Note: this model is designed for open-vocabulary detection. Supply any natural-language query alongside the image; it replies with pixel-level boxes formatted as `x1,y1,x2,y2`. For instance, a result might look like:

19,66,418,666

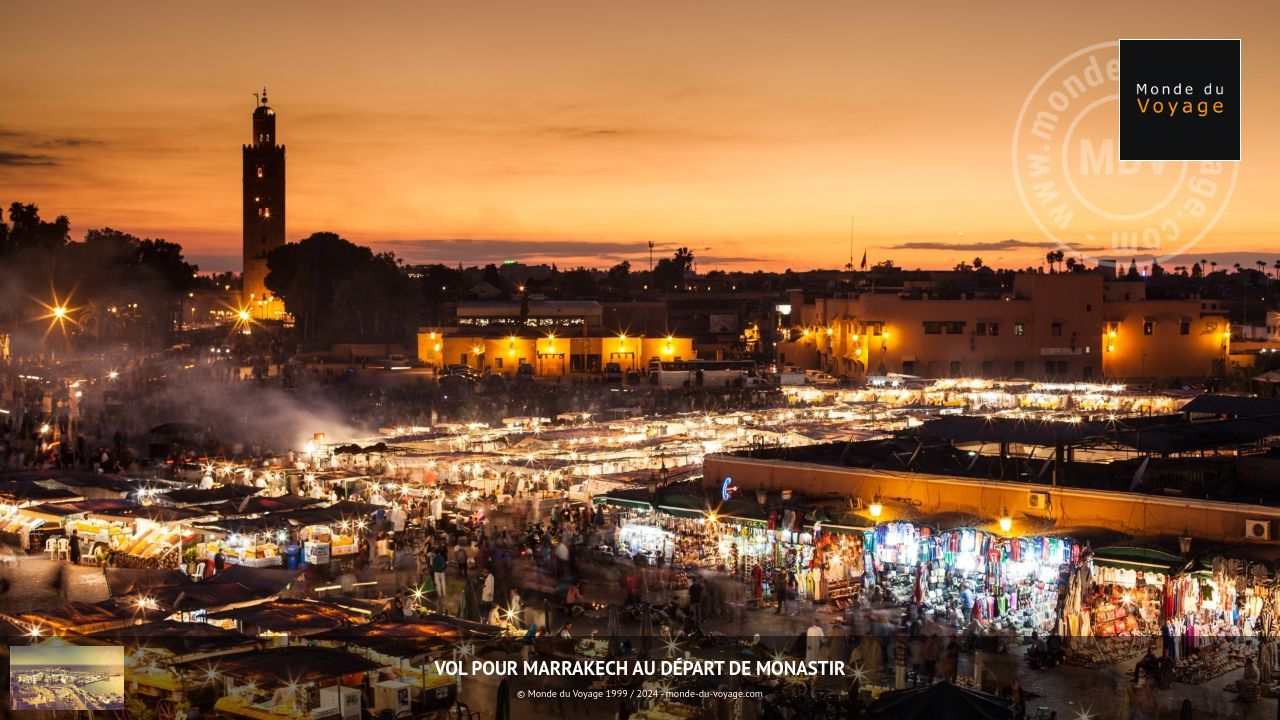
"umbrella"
495,678,512,720
867,681,1012,720
608,603,621,657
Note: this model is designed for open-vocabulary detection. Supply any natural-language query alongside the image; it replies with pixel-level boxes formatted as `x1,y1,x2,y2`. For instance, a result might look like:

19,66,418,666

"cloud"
885,238,1107,253
369,238,762,267
0,151,56,166
541,125,631,139
34,137,103,149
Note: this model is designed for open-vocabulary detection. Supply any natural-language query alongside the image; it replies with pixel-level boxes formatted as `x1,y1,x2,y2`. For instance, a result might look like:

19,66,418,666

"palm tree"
1273,260,1280,280
1256,260,1267,274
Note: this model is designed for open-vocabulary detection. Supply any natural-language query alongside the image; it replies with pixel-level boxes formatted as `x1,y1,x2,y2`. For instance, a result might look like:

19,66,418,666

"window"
1085,304,1092,312
1051,322,1063,337
1179,319,1190,335
1013,360,1025,376
981,360,994,376
1143,321,1154,336
902,361,916,375
1082,365,1094,380
975,322,999,336
1014,323,1026,336
949,360,961,375
460,353,469,364
256,166,264,178
494,358,504,369
924,321,966,334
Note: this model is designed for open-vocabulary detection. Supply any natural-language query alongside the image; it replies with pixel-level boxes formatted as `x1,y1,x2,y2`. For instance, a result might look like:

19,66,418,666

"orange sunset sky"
1,1,1276,273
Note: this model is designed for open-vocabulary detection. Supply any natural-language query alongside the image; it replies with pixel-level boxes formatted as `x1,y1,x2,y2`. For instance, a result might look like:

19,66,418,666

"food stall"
17,499,144,561
181,647,379,720
87,505,211,569
194,516,290,569
313,614,505,713
93,620,257,720
0,482,83,550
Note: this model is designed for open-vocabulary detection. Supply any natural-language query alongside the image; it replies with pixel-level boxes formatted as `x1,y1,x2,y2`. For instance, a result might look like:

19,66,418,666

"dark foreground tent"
868,682,1013,720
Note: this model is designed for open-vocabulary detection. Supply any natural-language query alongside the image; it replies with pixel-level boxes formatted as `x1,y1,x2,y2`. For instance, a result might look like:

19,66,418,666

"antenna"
846,214,855,270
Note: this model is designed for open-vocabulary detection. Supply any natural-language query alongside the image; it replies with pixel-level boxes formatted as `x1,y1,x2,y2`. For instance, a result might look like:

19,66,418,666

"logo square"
1119,39,1240,161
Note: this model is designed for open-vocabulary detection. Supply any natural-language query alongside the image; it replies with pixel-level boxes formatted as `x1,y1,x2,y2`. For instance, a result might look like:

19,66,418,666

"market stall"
178,646,379,720
863,522,1076,637
312,614,506,713
88,505,210,569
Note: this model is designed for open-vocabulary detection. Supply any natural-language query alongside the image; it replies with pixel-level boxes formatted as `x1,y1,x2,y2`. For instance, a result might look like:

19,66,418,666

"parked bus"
647,359,763,388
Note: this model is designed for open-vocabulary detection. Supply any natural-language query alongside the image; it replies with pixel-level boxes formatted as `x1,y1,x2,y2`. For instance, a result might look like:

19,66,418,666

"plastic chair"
192,563,206,580
44,537,58,560
55,537,69,560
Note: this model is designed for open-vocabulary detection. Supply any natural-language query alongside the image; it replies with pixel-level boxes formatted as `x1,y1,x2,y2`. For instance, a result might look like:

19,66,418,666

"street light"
999,508,1013,533
868,493,883,519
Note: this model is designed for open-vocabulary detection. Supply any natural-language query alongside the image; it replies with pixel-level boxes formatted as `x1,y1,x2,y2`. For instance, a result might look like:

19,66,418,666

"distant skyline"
2,1,1277,273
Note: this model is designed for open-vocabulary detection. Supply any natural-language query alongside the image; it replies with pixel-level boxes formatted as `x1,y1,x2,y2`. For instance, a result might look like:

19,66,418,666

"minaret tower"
242,87,286,317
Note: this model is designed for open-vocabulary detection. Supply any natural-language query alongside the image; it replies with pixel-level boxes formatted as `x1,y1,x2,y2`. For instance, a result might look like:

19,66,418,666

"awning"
1090,546,1182,573
176,646,381,685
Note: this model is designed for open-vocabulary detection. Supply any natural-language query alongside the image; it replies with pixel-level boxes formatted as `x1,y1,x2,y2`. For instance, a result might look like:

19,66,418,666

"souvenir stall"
614,512,675,565
1058,547,1176,669
1161,556,1272,684
863,522,1076,637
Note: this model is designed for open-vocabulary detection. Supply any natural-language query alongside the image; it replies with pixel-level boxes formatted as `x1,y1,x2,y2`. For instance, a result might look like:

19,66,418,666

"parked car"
516,363,535,382
602,362,623,383
444,364,481,380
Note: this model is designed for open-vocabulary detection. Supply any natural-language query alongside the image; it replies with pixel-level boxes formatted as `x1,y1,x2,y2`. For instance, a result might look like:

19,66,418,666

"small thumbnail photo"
10,643,126,711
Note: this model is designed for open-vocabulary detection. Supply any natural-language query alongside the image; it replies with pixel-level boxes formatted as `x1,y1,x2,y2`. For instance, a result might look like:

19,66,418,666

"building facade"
418,300,694,376
778,273,1229,381
242,88,286,319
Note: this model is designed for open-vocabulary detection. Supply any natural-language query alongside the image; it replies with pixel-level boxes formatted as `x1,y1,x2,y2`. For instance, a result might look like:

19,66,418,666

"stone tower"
242,87,286,317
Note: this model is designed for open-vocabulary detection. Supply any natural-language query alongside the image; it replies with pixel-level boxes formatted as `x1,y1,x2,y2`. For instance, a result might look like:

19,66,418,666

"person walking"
67,530,81,565
432,548,449,600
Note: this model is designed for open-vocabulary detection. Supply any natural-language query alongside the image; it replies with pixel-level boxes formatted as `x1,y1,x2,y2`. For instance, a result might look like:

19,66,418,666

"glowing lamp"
998,508,1012,533
868,494,883,519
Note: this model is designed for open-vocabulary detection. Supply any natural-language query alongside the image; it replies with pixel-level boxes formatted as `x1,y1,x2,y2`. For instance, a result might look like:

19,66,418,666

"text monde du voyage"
1135,83,1228,118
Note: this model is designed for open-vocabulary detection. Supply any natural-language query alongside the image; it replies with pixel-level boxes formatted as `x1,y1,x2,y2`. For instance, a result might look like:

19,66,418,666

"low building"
416,330,694,376
778,272,1229,381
